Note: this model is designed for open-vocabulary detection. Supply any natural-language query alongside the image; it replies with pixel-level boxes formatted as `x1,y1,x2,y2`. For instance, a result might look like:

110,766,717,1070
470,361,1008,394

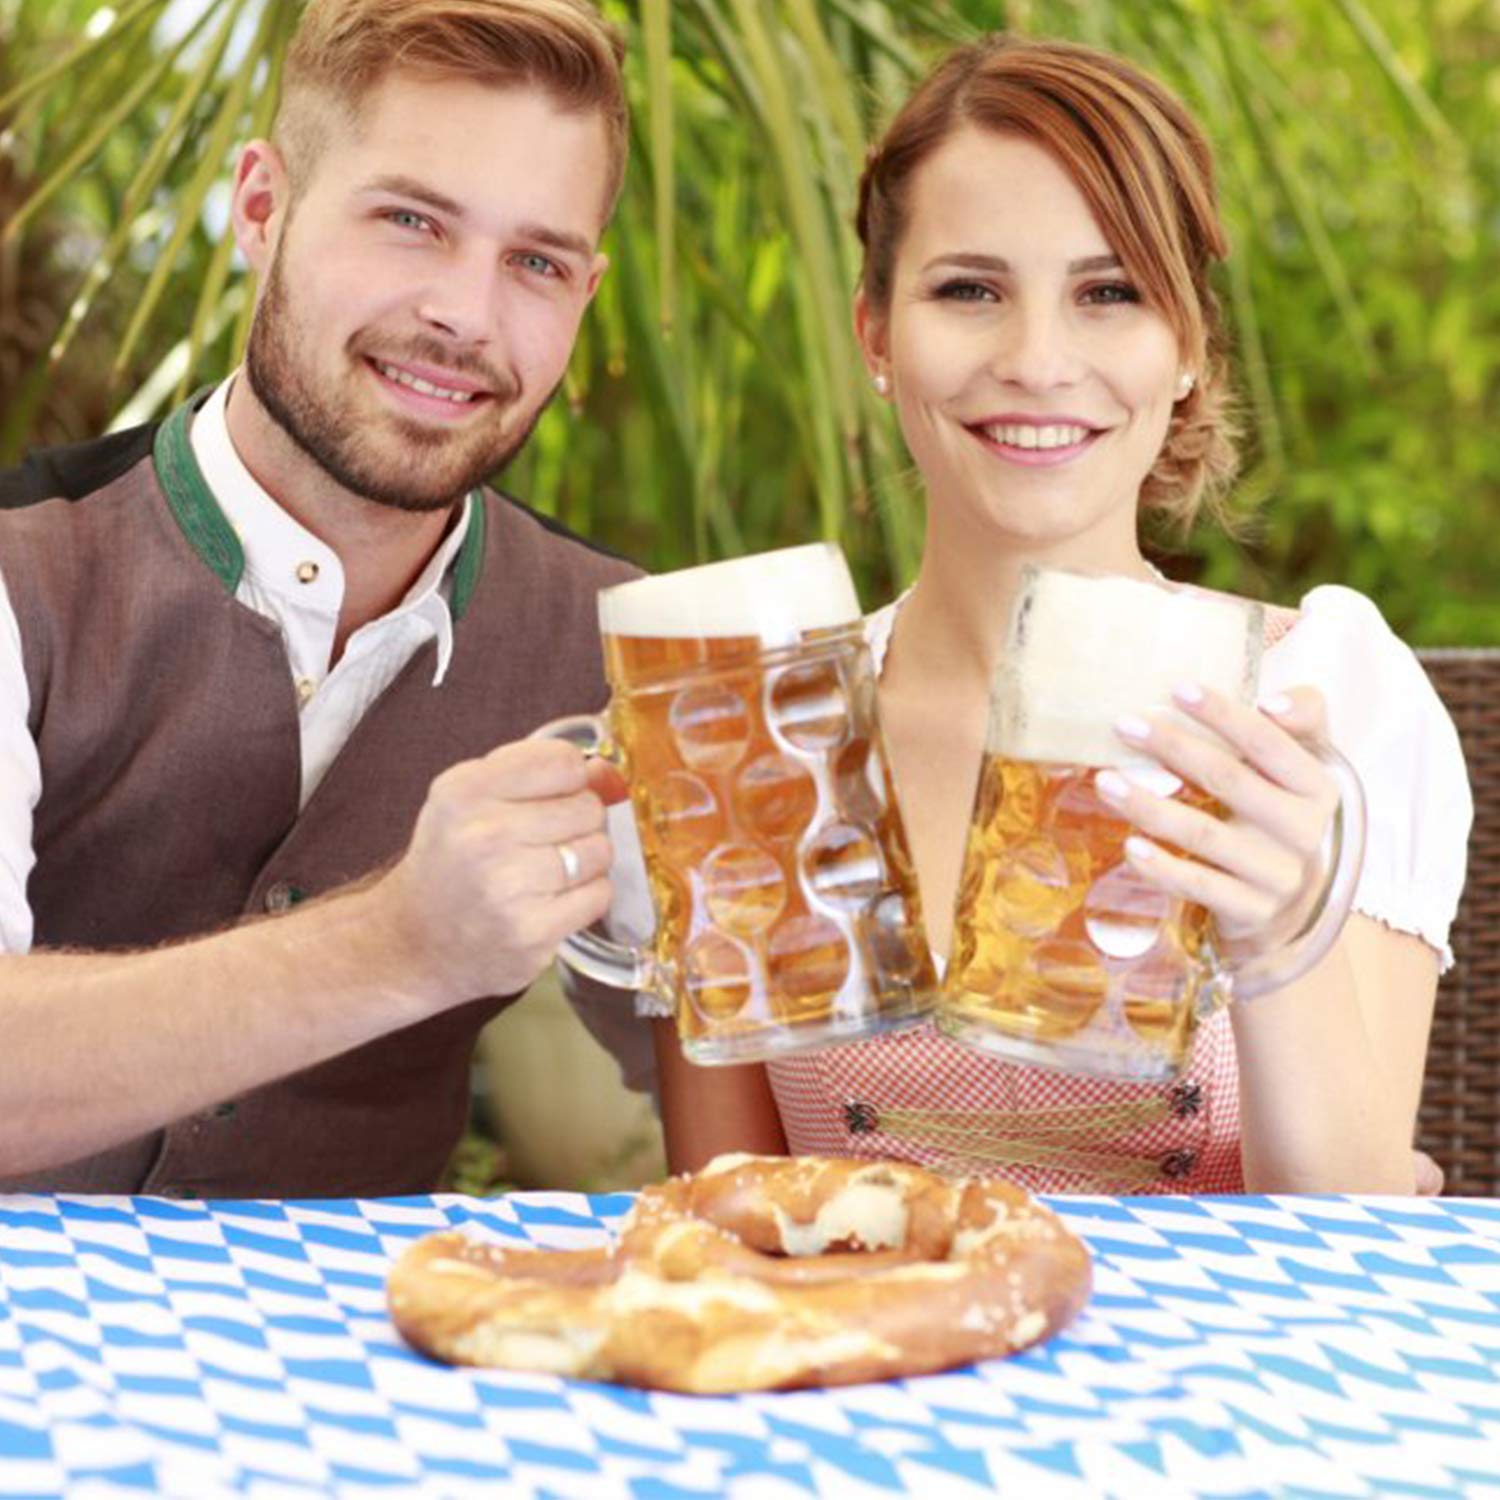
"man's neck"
223,375,461,661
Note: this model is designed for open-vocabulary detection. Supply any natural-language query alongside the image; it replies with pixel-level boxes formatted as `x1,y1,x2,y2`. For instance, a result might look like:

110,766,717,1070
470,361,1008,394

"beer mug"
537,544,937,1065
939,566,1365,1081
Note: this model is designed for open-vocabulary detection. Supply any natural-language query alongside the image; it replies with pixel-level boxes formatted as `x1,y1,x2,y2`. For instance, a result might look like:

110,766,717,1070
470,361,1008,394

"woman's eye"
934,279,997,303
1082,281,1141,306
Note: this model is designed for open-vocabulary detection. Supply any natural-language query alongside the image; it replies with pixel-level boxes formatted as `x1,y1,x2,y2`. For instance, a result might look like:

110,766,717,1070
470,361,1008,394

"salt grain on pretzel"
387,1154,1091,1394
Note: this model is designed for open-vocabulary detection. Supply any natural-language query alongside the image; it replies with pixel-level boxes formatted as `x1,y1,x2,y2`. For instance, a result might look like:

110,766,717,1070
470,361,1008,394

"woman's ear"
854,288,891,395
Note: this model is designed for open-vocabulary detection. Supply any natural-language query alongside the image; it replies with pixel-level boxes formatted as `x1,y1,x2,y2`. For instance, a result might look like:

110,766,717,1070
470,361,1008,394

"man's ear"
853,287,891,389
583,251,609,303
230,139,292,275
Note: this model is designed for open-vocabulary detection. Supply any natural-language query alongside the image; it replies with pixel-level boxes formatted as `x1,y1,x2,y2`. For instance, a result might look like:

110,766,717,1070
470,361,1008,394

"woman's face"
860,128,1184,554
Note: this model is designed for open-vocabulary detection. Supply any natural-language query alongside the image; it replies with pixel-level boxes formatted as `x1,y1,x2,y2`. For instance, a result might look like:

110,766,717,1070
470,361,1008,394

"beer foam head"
599,543,861,644
989,566,1263,767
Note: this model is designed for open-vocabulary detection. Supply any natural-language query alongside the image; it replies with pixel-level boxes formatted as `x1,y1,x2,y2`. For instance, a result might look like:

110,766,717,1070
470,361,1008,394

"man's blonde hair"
276,0,628,214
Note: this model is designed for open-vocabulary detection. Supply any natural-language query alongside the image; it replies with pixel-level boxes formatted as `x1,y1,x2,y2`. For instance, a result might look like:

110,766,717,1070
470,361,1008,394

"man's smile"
363,355,499,421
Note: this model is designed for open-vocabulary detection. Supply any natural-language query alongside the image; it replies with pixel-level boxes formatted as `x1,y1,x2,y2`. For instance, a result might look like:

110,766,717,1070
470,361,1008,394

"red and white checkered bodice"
767,1008,1242,1192
766,599,1302,1194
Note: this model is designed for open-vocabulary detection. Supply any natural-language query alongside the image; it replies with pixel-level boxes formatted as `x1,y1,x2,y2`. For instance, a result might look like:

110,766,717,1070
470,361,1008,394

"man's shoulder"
0,423,158,510
482,487,643,584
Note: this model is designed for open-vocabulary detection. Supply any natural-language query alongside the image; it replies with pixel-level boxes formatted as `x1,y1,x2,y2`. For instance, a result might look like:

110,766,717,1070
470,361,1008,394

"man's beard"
244,248,547,512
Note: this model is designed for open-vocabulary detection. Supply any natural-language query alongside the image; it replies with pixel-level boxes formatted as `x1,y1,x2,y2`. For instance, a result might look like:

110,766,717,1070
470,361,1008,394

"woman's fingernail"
1095,769,1132,804
1172,681,1205,706
1260,692,1293,716
1115,714,1152,743
1124,836,1156,863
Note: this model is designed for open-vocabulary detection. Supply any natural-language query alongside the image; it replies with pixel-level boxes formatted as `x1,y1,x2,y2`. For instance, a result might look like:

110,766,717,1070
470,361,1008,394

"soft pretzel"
388,1154,1091,1394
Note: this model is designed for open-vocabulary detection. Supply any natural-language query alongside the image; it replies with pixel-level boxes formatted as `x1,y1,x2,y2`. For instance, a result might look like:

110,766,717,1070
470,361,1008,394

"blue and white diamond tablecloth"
0,1193,1497,1499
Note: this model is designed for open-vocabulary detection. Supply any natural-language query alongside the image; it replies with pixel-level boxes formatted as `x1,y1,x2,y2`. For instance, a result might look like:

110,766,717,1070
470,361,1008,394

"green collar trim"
450,490,486,621
153,393,246,593
153,390,488,612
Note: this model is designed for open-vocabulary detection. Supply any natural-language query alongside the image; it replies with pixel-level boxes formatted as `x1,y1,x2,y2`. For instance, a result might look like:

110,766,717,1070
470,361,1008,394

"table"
0,1192,1496,1499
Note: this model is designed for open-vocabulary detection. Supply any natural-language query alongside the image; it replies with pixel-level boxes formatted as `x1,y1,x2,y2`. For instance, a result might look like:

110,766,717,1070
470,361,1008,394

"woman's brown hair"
857,35,1237,530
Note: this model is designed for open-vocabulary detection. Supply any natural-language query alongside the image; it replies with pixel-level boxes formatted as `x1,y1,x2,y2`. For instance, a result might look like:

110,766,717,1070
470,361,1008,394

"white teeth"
984,423,1091,450
375,361,477,403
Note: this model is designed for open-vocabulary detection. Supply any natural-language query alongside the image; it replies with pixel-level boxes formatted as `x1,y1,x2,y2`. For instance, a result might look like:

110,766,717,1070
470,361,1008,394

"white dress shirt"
0,376,471,954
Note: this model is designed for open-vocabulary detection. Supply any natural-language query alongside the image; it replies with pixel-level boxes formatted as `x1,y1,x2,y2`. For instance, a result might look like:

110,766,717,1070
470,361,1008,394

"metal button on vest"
296,677,316,707
264,881,303,913
295,561,319,584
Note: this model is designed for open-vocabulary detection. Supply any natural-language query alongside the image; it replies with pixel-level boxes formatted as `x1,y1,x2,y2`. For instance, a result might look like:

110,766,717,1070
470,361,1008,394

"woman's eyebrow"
920,251,1124,274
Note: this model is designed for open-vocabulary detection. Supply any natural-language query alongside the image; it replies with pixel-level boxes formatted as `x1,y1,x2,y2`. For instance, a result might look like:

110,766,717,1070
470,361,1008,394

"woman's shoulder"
1169,579,1414,701
1273,582,1399,646
1266,584,1472,964
1261,583,1427,722
1170,579,1389,656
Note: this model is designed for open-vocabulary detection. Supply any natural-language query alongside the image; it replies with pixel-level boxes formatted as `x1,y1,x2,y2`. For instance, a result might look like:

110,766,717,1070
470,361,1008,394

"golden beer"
549,545,936,1066
936,565,1273,1081
944,755,1219,1077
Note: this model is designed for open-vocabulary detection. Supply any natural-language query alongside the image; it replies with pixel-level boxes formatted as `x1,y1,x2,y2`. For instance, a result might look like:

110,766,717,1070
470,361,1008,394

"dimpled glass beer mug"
541,544,937,1065
939,566,1365,1081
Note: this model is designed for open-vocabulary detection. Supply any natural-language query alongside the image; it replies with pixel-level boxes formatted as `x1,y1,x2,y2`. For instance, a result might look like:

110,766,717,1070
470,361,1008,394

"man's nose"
415,250,502,344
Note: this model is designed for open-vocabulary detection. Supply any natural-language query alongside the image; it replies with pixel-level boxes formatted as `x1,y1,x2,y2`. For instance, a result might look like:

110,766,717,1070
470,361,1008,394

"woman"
652,35,1471,1194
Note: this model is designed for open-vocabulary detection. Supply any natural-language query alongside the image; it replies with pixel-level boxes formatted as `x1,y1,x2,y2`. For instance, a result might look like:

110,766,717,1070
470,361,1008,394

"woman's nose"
990,298,1081,392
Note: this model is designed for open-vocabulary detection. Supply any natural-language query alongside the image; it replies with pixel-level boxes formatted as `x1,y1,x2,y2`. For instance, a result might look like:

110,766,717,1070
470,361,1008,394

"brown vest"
0,397,639,1197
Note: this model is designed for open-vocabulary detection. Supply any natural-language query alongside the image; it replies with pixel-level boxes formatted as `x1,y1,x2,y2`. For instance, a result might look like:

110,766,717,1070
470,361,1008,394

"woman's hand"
1093,683,1340,955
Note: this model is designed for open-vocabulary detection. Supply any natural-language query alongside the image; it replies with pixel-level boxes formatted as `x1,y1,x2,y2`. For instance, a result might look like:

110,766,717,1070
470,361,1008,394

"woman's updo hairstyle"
857,35,1238,530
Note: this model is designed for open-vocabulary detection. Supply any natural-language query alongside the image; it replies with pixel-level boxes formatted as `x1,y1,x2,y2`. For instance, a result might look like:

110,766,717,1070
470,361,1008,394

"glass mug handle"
1214,738,1366,1002
528,713,656,993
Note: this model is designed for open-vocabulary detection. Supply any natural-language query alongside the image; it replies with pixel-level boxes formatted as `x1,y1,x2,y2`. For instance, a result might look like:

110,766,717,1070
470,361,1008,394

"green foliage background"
2,0,1496,642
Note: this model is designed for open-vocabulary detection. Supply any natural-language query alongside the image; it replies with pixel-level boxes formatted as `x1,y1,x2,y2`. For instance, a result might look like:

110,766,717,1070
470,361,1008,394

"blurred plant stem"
1,0,1495,641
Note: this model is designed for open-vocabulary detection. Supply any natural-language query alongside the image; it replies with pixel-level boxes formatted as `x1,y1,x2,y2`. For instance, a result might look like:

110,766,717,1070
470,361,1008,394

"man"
0,0,649,1196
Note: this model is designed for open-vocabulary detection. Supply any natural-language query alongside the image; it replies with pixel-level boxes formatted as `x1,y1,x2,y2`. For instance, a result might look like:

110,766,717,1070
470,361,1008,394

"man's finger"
536,831,613,894
473,736,594,799
584,756,629,806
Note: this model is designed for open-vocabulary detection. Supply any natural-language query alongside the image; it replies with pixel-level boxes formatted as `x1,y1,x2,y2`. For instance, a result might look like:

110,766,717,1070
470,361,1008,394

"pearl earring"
872,373,890,396
1175,371,1195,400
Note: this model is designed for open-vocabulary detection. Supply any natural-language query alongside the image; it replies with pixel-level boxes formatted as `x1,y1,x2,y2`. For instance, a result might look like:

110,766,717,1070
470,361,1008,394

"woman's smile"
964,414,1107,468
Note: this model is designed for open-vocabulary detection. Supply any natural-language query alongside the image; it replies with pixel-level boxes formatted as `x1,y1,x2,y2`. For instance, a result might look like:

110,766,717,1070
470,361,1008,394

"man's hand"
0,740,630,1178
377,738,627,1004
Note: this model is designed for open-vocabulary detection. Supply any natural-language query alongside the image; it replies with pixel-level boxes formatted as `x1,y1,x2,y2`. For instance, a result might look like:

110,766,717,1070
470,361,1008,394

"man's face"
244,74,611,511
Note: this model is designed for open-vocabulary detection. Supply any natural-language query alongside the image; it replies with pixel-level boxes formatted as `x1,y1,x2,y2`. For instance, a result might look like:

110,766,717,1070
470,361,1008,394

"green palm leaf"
1,0,1491,639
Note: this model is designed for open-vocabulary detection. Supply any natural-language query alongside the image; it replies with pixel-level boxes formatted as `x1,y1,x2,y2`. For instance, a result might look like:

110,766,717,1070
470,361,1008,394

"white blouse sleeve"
1259,584,1472,970
0,564,39,954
